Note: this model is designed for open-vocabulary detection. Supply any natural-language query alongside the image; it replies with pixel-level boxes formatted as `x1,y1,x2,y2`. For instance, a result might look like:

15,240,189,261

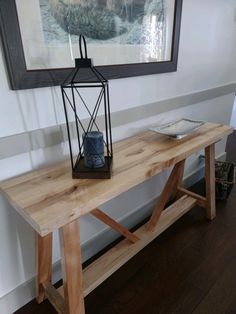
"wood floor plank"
192,258,236,314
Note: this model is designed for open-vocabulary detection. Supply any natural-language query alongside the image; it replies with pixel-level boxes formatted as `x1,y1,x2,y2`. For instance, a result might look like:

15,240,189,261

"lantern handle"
79,35,88,60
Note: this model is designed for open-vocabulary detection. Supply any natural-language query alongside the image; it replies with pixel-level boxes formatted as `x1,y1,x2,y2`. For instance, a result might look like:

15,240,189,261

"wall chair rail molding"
0,0,182,90
0,83,235,161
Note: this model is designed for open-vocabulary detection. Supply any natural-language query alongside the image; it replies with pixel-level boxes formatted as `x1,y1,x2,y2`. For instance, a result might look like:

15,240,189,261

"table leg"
173,159,185,200
147,160,186,231
91,208,139,243
36,233,53,303
59,219,85,314
205,144,216,220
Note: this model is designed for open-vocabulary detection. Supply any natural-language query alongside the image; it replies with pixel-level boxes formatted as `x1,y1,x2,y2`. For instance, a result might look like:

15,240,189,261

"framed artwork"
0,0,182,90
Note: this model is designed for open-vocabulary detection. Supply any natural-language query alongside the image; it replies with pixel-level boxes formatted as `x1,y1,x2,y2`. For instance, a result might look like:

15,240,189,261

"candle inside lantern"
83,131,105,168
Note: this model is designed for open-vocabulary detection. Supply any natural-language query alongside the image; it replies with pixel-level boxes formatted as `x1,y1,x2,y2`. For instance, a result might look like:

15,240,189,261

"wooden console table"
0,122,232,314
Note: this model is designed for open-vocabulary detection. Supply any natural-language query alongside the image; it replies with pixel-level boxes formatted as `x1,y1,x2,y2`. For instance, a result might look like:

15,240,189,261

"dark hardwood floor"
15,131,236,314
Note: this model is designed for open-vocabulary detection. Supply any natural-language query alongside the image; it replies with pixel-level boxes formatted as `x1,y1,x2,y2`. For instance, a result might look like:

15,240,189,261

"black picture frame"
0,0,182,90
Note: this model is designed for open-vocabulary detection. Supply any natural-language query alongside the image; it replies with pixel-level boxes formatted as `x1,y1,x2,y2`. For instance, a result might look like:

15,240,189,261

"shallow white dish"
150,118,205,139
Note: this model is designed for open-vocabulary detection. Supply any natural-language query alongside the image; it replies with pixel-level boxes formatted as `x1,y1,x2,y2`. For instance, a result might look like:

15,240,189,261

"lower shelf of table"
57,194,197,298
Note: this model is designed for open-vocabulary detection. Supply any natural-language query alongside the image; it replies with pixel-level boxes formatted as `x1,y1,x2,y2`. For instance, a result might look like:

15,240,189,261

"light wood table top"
0,122,232,236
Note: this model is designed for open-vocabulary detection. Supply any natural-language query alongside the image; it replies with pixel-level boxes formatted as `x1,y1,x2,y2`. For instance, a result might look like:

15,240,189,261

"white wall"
0,0,236,313
230,97,236,128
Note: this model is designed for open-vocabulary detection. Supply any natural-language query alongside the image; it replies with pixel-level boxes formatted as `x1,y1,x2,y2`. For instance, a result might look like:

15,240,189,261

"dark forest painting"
0,0,182,89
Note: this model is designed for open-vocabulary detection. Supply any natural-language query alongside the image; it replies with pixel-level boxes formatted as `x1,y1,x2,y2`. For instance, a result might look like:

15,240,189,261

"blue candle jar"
83,131,105,168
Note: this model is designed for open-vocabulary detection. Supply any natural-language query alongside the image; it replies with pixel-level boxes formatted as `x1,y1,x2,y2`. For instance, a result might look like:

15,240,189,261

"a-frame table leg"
36,233,53,303
205,144,216,220
91,208,139,243
173,159,186,200
59,219,85,314
147,160,186,231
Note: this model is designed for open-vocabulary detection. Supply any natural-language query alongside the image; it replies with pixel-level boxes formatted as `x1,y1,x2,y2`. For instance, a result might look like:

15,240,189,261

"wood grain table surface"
0,122,232,236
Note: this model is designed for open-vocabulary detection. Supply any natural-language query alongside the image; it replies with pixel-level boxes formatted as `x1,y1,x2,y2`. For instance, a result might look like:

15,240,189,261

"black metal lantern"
61,35,113,179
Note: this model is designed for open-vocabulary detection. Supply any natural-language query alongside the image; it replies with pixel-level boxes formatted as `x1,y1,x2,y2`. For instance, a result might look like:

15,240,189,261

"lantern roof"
62,35,107,86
